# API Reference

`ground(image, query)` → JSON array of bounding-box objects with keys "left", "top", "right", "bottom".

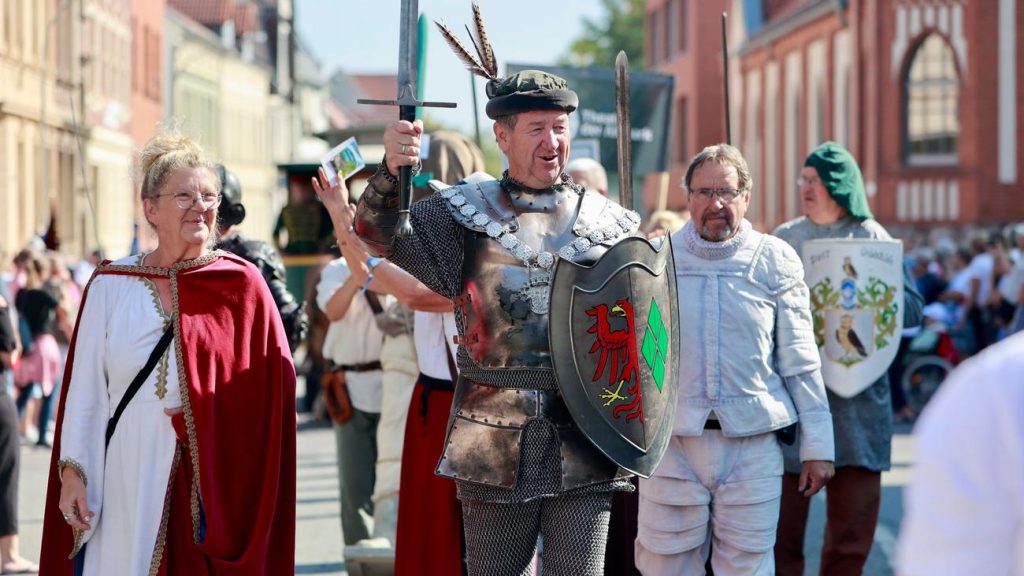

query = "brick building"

[
  {"left": 643, "top": 0, "right": 732, "bottom": 214},
  {"left": 647, "top": 0, "right": 1024, "bottom": 231}
]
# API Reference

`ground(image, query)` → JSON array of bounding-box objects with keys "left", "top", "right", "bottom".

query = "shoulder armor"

[
  {"left": 220, "top": 236, "right": 285, "bottom": 278},
  {"left": 435, "top": 180, "right": 520, "bottom": 234},
  {"left": 243, "top": 239, "right": 286, "bottom": 273},
  {"left": 746, "top": 232, "right": 805, "bottom": 296},
  {"left": 571, "top": 190, "right": 641, "bottom": 246}
]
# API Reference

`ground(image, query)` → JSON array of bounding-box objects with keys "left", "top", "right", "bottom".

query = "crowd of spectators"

[
  {"left": 886, "top": 223, "right": 1024, "bottom": 420},
  {"left": 903, "top": 224, "right": 1024, "bottom": 353},
  {"left": 0, "top": 240, "right": 95, "bottom": 447}
]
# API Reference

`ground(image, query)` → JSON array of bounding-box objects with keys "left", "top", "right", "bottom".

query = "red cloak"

[{"left": 39, "top": 253, "right": 296, "bottom": 575}]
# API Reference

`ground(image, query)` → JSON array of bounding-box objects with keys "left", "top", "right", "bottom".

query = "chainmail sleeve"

[{"left": 354, "top": 169, "right": 465, "bottom": 299}]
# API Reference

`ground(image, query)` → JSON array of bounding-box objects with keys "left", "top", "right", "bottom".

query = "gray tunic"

[{"left": 773, "top": 216, "right": 924, "bottom": 472}]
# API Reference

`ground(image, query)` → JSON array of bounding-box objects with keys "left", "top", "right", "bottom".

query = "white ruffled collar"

[{"left": 681, "top": 218, "right": 752, "bottom": 260}]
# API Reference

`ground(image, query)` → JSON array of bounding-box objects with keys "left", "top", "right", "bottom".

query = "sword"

[
  {"left": 359, "top": 0, "right": 456, "bottom": 236},
  {"left": 615, "top": 51, "right": 633, "bottom": 212}
]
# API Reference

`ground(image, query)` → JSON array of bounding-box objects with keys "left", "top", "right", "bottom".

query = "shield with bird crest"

[
  {"left": 549, "top": 236, "right": 679, "bottom": 477},
  {"left": 801, "top": 239, "right": 904, "bottom": 398}
]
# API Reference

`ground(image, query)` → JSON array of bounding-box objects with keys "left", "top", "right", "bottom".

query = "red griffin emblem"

[{"left": 586, "top": 298, "right": 644, "bottom": 422}]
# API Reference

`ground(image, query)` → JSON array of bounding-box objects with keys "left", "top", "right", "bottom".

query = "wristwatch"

[{"left": 366, "top": 256, "right": 385, "bottom": 272}]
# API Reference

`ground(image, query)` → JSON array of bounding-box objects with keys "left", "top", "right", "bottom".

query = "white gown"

[{"left": 59, "top": 255, "right": 182, "bottom": 575}]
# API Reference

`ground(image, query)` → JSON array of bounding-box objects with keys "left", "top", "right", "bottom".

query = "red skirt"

[{"left": 394, "top": 377, "right": 464, "bottom": 576}]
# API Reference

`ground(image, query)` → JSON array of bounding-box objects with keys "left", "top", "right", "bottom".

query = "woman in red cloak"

[{"left": 38, "top": 131, "right": 296, "bottom": 575}]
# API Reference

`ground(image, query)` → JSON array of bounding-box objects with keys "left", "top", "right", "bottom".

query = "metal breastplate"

[
  {"left": 463, "top": 189, "right": 586, "bottom": 368},
  {"left": 436, "top": 178, "right": 640, "bottom": 370},
  {"left": 431, "top": 177, "right": 643, "bottom": 492}
]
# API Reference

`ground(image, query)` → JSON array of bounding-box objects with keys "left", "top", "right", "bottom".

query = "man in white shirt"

[
  {"left": 964, "top": 237, "right": 995, "bottom": 348},
  {"left": 316, "top": 259, "right": 391, "bottom": 546}
]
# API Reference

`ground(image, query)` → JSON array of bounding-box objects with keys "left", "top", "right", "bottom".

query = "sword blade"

[
  {"left": 357, "top": 0, "right": 457, "bottom": 237},
  {"left": 615, "top": 51, "right": 634, "bottom": 211},
  {"left": 397, "top": 0, "right": 419, "bottom": 93}
]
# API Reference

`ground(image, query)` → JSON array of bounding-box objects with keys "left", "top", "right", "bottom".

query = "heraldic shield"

[
  {"left": 802, "top": 239, "right": 904, "bottom": 398},
  {"left": 549, "top": 236, "right": 679, "bottom": 477}
]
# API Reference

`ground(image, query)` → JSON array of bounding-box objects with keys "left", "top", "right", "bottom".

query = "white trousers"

[
  {"left": 371, "top": 333, "right": 417, "bottom": 544},
  {"left": 635, "top": 430, "right": 783, "bottom": 576}
]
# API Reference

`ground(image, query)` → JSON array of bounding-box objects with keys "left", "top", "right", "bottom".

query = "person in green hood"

[{"left": 772, "top": 142, "right": 924, "bottom": 576}]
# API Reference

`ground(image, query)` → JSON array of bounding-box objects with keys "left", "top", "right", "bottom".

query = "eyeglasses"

[
  {"left": 158, "top": 191, "right": 222, "bottom": 210},
  {"left": 797, "top": 175, "right": 822, "bottom": 188},
  {"left": 691, "top": 187, "right": 746, "bottom": 202}
]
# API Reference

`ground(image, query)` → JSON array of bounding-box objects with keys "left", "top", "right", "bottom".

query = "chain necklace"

[{"left": 441, "top": 172, "right": 640, "bottom": 314}]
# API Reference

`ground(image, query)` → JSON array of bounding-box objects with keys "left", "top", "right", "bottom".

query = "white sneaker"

[{"left": 21, "top": 426, "right": 39, "bottom": 445}]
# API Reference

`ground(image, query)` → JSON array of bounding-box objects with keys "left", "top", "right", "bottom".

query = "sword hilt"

[
  {"left": 359, "top": 84, "right": 456, "bottom": 238},
  {"left": 396, "top": 104, "right": 417, "bottom": 237}
]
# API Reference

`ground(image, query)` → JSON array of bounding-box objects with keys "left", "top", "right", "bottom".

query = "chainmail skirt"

[{"left": 461, "top": 490, "right": 613, "bottom": 576}]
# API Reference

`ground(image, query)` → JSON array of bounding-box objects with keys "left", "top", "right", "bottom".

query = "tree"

[{"left": 560, "top": 0, "right": 646, "bottom": 70}]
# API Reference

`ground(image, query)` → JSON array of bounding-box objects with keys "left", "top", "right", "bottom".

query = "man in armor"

[
  {"left": 635, "top": 144, "right": 836, "bottom": 575},
  {"left": 215, "top": 164, "right": 308, "bottom": 353},
  {"left": 348, "top": 70, "right": 641, "bottom": 575}
]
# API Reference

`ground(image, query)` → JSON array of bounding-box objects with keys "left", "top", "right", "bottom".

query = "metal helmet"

[{"left": 215, "top": 163, "right": 246, "bottom": 227}]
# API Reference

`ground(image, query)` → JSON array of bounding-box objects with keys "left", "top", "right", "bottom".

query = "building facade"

[
  {"left": 649, "top": 0, "right": 1024, "bottom": 232},
  {"left": 82, "top": 0, "right": 135, "bottom": 257},
  {"left": 0, "top": 0, "right": 83, "bottom": 257},
  {"left": 644, "top": 0, "right": 732, "bottom": 214},
  {"left": 129, "top": 0, "right": 165, "bottom": 253},
  {"left": 0, "top": 0, "right": 322, "bottom": 261},
  {"left": 166, "top": 5, "right": 278, "bottom": 243}
]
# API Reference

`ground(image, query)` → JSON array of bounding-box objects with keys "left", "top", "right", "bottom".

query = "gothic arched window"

[{"left": 904, "top": 34, "right": 960, "bottom": 165}]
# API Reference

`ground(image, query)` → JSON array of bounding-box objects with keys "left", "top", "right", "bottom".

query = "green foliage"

[
  {"left": 836, "top": 356, "right": 861, "bottom": 367},
  {"left": 480, "top": 137, "right": 504, "bottom": 178},
  {"left": 560, "top": 0, "right": 646, "bottom": 70},
  {"left": 809, "top": 278, "right": 839, "bottom": 348},
  {"left": 812, "top": 275, "right": 900, "bottom": 356},
  {"left": 858, "top": 277, "right": 899, "bottom": 350}
]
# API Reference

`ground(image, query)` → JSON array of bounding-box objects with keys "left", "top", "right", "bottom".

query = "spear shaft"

[{"left": 722, "top": 12, "right": 732, "bottom": 145}]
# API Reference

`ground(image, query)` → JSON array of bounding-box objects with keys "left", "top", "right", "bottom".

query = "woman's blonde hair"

[{"left": 136, "top": 128, "right": 218, "bottom": 201}]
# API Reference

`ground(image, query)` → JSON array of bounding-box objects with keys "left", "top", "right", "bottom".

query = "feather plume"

[
  {"left": 465, "top": 24, "right": 485, "bottom": 68},
  {"left": 434, "top": 20, "right": 493, "bottom": 79},
  {"left": 471, "top": 2, "right": 498, "bottom": 77}
]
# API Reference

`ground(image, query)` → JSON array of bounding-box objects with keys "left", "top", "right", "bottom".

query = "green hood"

[{"left": 804, "top": 141, "right": 873, "bottom": 220}]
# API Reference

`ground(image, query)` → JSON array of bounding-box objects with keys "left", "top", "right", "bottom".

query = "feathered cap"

[{"left": 435, "top": 3, "right": 578, "bottom": 120}]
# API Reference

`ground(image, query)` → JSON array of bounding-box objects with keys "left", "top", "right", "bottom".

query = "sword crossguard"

[
  {"left": 357, "top": 84, "right": 457, "bottom": 110},
  {"left": 357, "top": 84, "right": 455, "bottom": 238}
]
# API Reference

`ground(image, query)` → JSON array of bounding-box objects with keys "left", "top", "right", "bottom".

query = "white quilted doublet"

[{"left": 746, "top": 234, "right": 805, "bottom": 296}]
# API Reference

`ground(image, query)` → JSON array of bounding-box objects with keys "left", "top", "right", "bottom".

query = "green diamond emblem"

[
  {"left": 644, "top": 298, "right": 669, "bottom": 392},
  {"left": 641, "top": 330, "right": 657, "bottom": 367}
]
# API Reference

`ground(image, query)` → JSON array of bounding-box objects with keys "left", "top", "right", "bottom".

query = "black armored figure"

[{"left": 215, "top": 164, "right": 308, "bottom": 353}]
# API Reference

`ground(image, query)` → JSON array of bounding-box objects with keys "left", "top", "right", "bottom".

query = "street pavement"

[{"left": 15, "top": 420, "right": 914, "bottom": 575}]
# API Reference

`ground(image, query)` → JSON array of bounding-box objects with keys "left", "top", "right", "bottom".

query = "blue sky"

[{"left": 294, "top": 0, "right": 607, "bottom": 134}]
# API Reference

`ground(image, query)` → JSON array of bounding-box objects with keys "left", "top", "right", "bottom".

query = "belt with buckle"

[{"left": 338, "top": 360, "right": 383, "bottom": 373}]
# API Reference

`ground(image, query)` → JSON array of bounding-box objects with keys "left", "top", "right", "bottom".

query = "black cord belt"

[
  {"left": 417, "top": 373, "right": 455, "bottom": 418},
  {"left": 418, "top": 373, "right": 455, "bottom": 392},
  {"left": 337, "top": 360, "right": 382, "bottom": 373}
]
